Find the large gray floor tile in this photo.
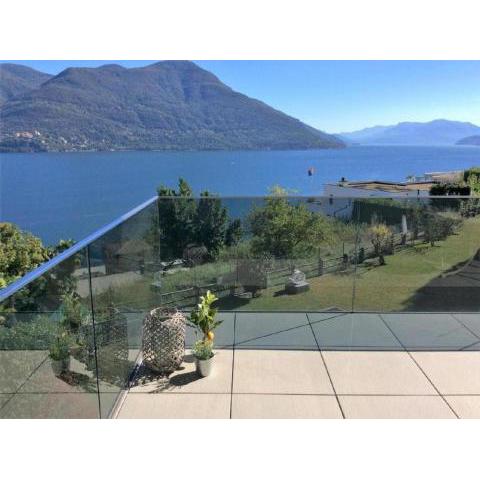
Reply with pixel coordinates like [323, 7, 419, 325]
[186, 312, 234, 348]
[310, 313, 402, 350]
[444, 396, 480, 418]
[19, 356, 99, 394]
[452, 314, 480, 339]
[118, 393, 230, 418]
[323, 351, 436, 395]
[0, 351, 48, 393]
[231, 394, 342, 419]
[0, 394, 13, 410]
[130, 350, 233, 394]
[0, 393, 101, 418]
[381, 314, 478, 350]
[339, 395, 456, 419]
[411, 352, 480, 394]
[235, 313, 316, 349]
[233, 349, 334, 394]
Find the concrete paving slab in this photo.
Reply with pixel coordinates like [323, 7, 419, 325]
[323, 351, 436, 395]
[231, 394, 342, 419]
[0, 394, 12, 410]
[130, 350, 233, 394]
[0, 351, 48, 393]
[118, 393, 230, 419]
[411, 352, 480, 394]
[444, 395, 480, 418]
[451, 314, 480, 339]
[0, 393, 101, 418]
[233, 349, 333, 394]
[310, 313, 402, 350]
[339, 395, 456, 419]
[235, 313, 316, 349]
[382, 314, 479, 350]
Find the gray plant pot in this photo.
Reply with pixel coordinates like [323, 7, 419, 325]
[51, 357, 70, 376]
[195, 355, 214, 377]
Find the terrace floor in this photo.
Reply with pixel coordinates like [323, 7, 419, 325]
[117, 312, 480, 419]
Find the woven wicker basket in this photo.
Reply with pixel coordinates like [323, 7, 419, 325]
[142, 307, 186, 373]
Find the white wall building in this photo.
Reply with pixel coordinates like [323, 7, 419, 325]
[320, 180, 433, 219]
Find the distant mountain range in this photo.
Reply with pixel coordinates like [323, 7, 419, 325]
[338, 119, 480, 146]
[0, 64, 52, 104]
[457, 135, 480, 146]
[0, 61, 344, 152]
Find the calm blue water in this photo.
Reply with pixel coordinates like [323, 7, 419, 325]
[1, 145, 479, 245]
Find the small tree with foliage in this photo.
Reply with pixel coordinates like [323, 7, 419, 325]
[157, 179, 229, 261]
[0, 222, 48, 287]
[464, 167, 480, 195]
[195, 192, 228, 260]
[249, 186, 332, 260]
[188, 290, 222, 342]
[225, 219, 243, 247]
[0, 223, 78, 312]
[157, 178, 197, 260]
[368, 223, 392, 265]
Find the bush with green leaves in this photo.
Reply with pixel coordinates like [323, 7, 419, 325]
[248, 186, 333, 260]
[192, 339, 214, 360]
[49, 331, 72, 361]
[225, 219, 243, 247]
[368, 223, 392, 265]
[464, 167, 480, 195]
[61, 292, 87, 331]
[157, 179, 229, 261]
[0, 314, 59, 350]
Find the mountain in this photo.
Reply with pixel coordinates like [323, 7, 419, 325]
[337, 125, 390, 144]
[0, 63, 52, 105]
[0, 61, 344, 152]
[457, 135, 480, 146]
[338, 119, 480, 146]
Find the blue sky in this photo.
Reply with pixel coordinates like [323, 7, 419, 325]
[2, 60, 479, 132]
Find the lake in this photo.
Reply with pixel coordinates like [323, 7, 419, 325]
[1, 145, 479, 245]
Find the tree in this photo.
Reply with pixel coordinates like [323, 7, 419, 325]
[0, 222, 48, 287]
[157, 178, 198, 260]
[422, 212, 460, 246]
[195, 192, 227, 259]
[0, 223, 78, 312]
[368, 223, 392, 265]
[225, 219, 242, 247]
[157, 179, 229, 261]
[464, 167, 480, 195]
[249, 186, 332, 260]
[406, 205, 423, 241]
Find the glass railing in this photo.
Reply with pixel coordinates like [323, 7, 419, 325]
[1, 194, 479, 417]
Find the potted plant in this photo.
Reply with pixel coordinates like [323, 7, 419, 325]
[49, 331, 72, 376]
[192, 339, 214, 377]
[188, 290, 222, 377]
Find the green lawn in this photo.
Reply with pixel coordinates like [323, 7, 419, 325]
[217, 217, 480, 312]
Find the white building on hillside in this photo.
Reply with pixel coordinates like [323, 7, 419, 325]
[321, 179, 433, 219]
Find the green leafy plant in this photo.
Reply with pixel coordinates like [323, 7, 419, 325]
[368, 223, 392, 265]
[49, 331, 72, 361]
[188, 290, 222, 341]
[192, 339, 214, 360]
[61, 292, 85, 330]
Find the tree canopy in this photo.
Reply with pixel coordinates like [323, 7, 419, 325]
[248, 186, 333, 259]
[0, 222, 49, 287]
[157, 178, 230, 261]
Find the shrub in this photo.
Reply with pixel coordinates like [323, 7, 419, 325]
[49, 331, 72, 361]
[192, 339, 214, 360]
[368, 223, 392, 265]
